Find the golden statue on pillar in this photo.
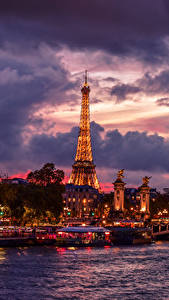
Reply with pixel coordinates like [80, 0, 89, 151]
[142, 176, 151, 185]
[117, 169, 125, 180]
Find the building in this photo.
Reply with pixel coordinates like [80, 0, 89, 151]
[64, 71, 101, 218]
[64, 184, 102, 218]
[1, 178, 28, 185]
[125, 188, 157, 207]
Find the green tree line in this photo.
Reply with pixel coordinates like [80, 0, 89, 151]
[0, 163, 65, 225]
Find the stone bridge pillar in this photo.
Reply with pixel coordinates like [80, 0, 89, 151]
[113, 170, 126, 212]
[139, 176, 151, 215]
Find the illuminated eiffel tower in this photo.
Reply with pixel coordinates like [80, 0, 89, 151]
[69, 71, 100, 190]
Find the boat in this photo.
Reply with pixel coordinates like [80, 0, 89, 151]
[55, 226, 112, 247]
[109, 226, 152, 245]
[0, 226, 56, 247]
[0, 236, 36, 247]
[0, 226, 36, 247]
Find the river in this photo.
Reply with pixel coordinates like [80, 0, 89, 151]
[0, 242, 168, 300]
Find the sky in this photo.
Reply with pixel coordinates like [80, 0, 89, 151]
[1, 0, 169, 191]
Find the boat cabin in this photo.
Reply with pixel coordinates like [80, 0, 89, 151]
[56, 226, 111, 247]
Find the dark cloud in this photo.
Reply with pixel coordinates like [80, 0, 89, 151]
[0, 0, 169, 63]
[110, 84, 141, 103]
[0, 45, 79, 171]
[27, 126, 79, 167]
[91, 126, 169, 173]
[1, 0, 169, 181]
[156, 97, 169, 106]
[26, 122, 104, 169]
[137, 70, 169, 95]
[1, 119, 169, 175]
[10, 122, 169, 174]
[91, 98, 102, 104]
[99, 130, 167, 172]
[103, 77, 119, 83]
[109, 69, 169, 103]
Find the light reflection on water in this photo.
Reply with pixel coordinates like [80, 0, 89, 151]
[0, 248, 6, 262]
[0, 243, 168, 300]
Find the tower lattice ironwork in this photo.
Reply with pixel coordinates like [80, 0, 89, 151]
[69, 71, 100, 190]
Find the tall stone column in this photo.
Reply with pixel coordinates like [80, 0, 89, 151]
[113, 170, 125, 212]
[139, 176, 151, 214]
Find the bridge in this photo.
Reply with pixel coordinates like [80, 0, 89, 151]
[152, 223, 169, 239]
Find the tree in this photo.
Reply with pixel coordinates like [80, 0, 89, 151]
[26, 163, 65, 224]
[0, 163, 65, 225]
[23, 184, 47, 225]
[23, 182, 65, 224]
[0, 184, 25, 224]
[27, 163, 64, 186]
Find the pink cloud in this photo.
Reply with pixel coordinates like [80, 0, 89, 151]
[104, 114, 169, 136]
[9, 170, 31, 179]
[100, 182, 113, 193]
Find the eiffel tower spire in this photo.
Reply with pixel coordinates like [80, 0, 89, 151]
[69, 71, 100, 190]
[84, 69, 87, 85]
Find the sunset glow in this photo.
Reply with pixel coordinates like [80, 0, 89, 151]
[0, 1, 169, 191]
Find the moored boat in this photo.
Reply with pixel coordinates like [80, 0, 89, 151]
[55, 226, 112, 247]
[109, 226, 152, 245]
[0, 236, 35, 247]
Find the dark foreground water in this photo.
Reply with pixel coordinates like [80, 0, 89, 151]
[0, 243, 169, 300]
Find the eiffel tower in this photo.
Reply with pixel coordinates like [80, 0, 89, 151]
[69, 70, 100, 190]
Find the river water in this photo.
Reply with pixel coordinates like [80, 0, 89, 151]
[0, 242, 168, 300]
